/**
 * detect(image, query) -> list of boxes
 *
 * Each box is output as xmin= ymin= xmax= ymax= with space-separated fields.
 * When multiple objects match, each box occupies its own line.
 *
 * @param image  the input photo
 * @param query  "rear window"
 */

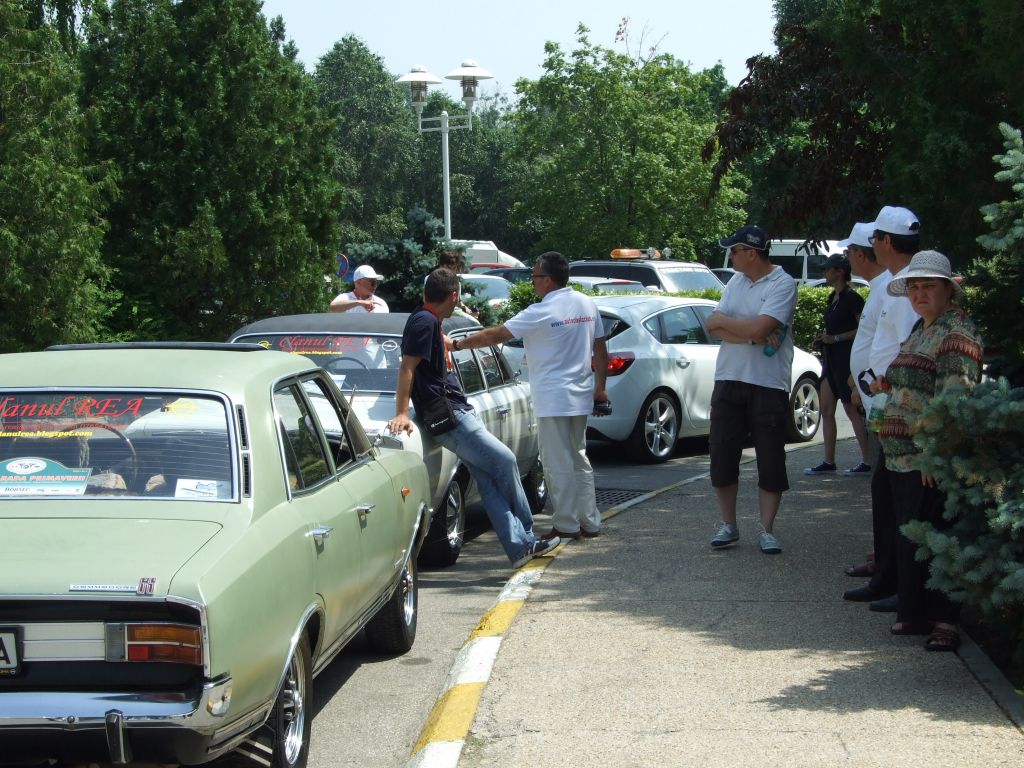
xmin=0 ymin=392 xmax=233 ymax=500
xmin=656 ymin=267 xmax=724 ymax=293
xmin=235 ymin=333 xmax=403 ymax=393
xmin=599 ymin=314 xmax=631 ymax=341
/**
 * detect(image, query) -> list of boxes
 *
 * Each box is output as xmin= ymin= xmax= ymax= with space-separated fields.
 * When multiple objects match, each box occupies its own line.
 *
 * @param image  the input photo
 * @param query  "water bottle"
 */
xmin=867 ymin=391 xmax=888 ymax=432
xmin=763 ymin=324 xmax=788 ymax=357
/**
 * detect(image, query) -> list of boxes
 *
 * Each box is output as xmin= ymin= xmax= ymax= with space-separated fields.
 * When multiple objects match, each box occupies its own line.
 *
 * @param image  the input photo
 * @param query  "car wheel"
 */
xmin=419 ymin=474 xmax=466 ymax=567
xmin=523 ymin=457 xmax=547 ymax=514
xmin=364 ymin=559 xmax=418 ymax=654
xmin=788 ymin=375 xmax=821 ymax=442
xmin=269 ymin=633 xmax=312 ymax=768
xmin=627 ymin=390 xmax=680 ymax=463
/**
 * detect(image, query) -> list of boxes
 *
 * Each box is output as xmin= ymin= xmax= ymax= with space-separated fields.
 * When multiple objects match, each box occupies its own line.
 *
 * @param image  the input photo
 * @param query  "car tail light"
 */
xmin=109 ymin=623 xmax=203 ymax=665
xmin=605 ymin=352 xmax=636 ymax=376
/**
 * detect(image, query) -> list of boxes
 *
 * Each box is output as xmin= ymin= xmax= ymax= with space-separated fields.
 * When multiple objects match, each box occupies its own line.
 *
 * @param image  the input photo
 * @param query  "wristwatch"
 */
xmin=452 ymin=337 xmax=460 ymax=351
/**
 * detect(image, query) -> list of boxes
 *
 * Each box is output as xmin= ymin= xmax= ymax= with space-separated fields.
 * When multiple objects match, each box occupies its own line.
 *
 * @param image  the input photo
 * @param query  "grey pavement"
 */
xmin=458 ymin=438 xmax=1024 ymax=767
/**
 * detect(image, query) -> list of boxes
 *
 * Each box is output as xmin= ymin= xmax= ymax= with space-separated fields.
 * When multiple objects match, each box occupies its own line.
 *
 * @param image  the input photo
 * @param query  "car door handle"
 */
xmin=356 ymin=503 xmax=375 ymax=517
xmin=497 ymin=406 xmax=511 ymax=417
xmin=676 ymin=358 xmax=691 ymax=369
xmin=309 ymin=526 xmax=333 ymax=543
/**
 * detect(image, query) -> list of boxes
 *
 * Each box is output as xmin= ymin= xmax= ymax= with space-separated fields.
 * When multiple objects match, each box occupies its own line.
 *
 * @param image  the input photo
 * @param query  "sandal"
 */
xmin=924 ymin=625 xmax=961 ymax=652
xmin=845 ymin=561 xmax=875 ymax=577
xmin=890 ymin=621 xmax=932 ymax=636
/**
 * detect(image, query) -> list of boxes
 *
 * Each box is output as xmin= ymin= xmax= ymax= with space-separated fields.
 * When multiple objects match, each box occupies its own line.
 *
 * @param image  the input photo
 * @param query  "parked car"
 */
xmin=710 ymin=267 xmax=739 ymax=284
xmin=569 ymin=258 xmax=725 ymax=293
xmin=465 ymin=262 xmax=512 ymax=274
xmin=460 ymin=274 xmax=513 ymax=308
xmin=483 ymin=267 xmax=532 ymax=284
xmin=0 ymin=343 xmax=431 ymax=766
xmin=587 ymin=296 xmax=822 ymax=462
xmin=569 ymin=276 xmax=649 ymax=294
xmin=229 ymin=314 xmax=544 ymax=566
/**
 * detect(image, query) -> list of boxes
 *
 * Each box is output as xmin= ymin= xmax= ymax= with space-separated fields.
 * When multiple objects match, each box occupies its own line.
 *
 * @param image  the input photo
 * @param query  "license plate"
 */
xmin=0 ymin=628 xmax=21 ymax=677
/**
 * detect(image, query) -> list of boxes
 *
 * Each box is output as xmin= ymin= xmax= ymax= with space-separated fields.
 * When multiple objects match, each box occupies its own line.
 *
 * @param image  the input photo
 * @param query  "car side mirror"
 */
xmin=372 ymin=431 xmax=405 ymax=450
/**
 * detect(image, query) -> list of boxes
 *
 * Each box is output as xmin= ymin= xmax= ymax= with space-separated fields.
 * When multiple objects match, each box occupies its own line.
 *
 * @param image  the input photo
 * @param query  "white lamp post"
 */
xmin=396 ymin=60 xmax=493 ymax=241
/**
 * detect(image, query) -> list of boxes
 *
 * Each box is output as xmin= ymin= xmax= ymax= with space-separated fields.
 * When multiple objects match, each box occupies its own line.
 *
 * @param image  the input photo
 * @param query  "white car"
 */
xmin=229 ymin=313 xmax=545 ymax=566
xmin=588 ymin=295 xmax=822 ymax=462
xmin=460 ymin=274 xmax=513 ymax=308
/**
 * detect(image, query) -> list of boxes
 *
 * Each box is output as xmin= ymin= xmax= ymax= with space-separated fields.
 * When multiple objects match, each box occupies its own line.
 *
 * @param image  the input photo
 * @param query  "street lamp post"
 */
xmin=396 ymin=61 xmax=493 ymax=241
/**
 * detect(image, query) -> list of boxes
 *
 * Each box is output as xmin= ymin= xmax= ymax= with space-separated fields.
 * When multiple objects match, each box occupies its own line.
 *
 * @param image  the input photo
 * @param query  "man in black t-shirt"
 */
xmin=387 ymin=269 xmax=559 ymax=568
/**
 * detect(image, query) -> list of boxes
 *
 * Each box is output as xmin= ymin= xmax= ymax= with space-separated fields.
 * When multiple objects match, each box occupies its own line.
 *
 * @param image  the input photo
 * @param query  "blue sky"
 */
xmin=259 ymin=0 xmax=778 ymax=101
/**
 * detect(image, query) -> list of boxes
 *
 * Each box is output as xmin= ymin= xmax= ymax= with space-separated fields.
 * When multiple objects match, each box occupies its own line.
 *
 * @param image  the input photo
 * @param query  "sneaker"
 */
xmin=758 ymin=530 xmax=782 ymax=554
xmin=842 ymin=462 xmax=872 ymax=476
xmin=803 ymin=461 xmax=837 ymax=475
xmin=512 ymin=537 xmax=561 ymax=569
xmin=710 ymin=522 xmax=740 ymax=549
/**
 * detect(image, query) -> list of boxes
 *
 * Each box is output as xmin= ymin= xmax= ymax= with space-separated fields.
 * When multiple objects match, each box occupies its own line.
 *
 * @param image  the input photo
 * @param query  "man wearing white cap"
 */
xmin=843 ymin=206 xmax=920 ymax=610
xmin=330 ymin=264 xmax=390 ymax=313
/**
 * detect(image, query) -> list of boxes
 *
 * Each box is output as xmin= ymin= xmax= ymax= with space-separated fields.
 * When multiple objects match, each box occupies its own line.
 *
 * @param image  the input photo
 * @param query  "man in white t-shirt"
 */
xmin=705 ymin=225 xmax=798 ymax=555
xmin=842 ymin=205 xmax=921 ymax=610
xmin=330 ymin=264 xmax=390 ymax=313
xmin=449 ymin=252 xmax=609 ymax=539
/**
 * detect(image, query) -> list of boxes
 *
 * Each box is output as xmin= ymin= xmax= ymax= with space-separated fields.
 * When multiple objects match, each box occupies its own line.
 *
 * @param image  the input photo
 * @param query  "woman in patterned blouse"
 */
xmin=873 ymin=251 xmax=983 ymax=652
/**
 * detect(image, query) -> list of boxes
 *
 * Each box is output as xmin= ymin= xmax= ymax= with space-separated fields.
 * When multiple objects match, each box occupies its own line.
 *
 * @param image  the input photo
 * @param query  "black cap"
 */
xmin=719 ymin=225 xmax=769 ymax=251
xmin=822 ymin=255 xmax=850 ymax=271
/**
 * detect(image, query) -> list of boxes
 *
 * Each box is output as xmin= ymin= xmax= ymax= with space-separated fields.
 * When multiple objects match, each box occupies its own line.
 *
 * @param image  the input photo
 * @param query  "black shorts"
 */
xmin=709 ymin=380 xmax=790 ymax=493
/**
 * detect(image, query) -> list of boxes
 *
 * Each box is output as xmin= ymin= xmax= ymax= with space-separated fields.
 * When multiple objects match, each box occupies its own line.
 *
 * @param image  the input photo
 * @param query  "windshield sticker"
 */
xmin=0 ymin=458 xmax=91 ymax=496
xmin=257 ymin=335 xmax=373 ymax=355
xmin=0 ymin=396 xmax=144 ymax=420
xmin=175 ymin=478 xmax=229 ymax=499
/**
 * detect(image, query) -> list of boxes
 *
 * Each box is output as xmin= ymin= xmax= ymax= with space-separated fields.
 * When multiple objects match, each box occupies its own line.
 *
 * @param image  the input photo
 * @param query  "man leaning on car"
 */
xmin=704 ymin=225 xmax=798 ymax=555
xmin=387 ymin=268 xmax=559 ymax=569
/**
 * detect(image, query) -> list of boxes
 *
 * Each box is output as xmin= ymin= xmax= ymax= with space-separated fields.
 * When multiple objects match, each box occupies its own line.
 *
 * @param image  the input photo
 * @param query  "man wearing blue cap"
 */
xmin=705 ymin=225 xmax=798 ymax=555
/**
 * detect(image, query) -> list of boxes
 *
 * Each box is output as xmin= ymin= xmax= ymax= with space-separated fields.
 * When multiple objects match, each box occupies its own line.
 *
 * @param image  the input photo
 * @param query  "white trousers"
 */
xmin=537 ymin=415 xmax=600 ymax=534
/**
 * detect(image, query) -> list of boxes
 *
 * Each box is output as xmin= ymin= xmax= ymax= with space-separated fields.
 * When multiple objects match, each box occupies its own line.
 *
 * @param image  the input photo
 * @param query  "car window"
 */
xmin=656 ymin=267 xmax=724 ymax=293
xmin=692 ymin=305 xmax=722 ymax=346
xmin=235 ymin=332 xmax=402 ymax=394
xmin=300 ymin=377 xmax=356 ymax=469
xmin=627 ymin=266 xmax=659 ymax=287
xmin=599 ymin=314 xmax=631 ymax=340
xmin=452 ymin=347 xmax=485 ymax=394
xmin=656 ymin=307 xmax=709 ymax=344
xmin=569 ymin=264 xmax=612 ymax=278
xmin=273 ymin=384 xmax=331 ymax=492
xmin=477 ymin=347 xmax=506 ymax=388
xmin=0 ymin=391 xmax=233 ymax=500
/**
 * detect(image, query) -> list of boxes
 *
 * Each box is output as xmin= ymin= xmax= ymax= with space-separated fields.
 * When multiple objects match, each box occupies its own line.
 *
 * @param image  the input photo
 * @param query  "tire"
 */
xmin=418 ymin=474 xmax=466 ymax=567
xmin=364 ymin=559 xmax=418 ymax=654
xmin=269 ymin=634 xmax=312 ymax=768
xmin=626 ymin=390 xmax=680 ymax=463
xmin=788 ymin=375 xmax=821 ymax=442
xmin=523 ymin=456 xmax=547 ymax=514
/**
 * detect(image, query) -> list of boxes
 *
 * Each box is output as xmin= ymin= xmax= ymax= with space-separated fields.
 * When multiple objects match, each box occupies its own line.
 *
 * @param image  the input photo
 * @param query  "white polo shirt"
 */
xmin=868 ymin=265 xmax=919 ymax=377
xmin=714 ymin=265 xmax=797 ymax=392
xmin=332 ymin=291 xmax=389 ymax=313
xmin=503 ymin=287 xmax=602 ymax=417
xmin=849 ymin=270 xmax=893 ymax=412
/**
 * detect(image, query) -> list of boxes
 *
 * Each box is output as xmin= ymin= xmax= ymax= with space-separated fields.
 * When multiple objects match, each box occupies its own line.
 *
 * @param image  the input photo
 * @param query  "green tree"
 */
xmin=510 ymin=25 xmax=745 ymax=261
xmin=0 ymin=0 xmax=113 ymax=351
xmin=314 ymin=35 xmax=418 ymax=245
xmin=80 ymin=0 xmax=341 ymax=340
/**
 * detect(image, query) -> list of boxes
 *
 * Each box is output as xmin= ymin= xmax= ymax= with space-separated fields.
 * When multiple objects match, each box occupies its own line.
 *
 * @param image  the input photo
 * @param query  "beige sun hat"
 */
xmin=887 ymin=250 xmax=963 ymax=298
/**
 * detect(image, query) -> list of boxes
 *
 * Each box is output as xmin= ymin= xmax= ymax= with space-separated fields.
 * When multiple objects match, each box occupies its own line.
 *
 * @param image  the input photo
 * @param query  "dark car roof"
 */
xmin=228 ymin=312 xmax=481 ymax=340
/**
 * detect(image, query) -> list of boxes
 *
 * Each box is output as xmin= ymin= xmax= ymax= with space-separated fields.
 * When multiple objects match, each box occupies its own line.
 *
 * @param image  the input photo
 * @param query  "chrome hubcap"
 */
xmin=400 ymin=564 xmax=415 ymax=626
xmin=444 ymin=481 xmax=464 ymax=548
xmin=644 ymin=398 xmax=678 ymax=457
xmin=792 ymin=382 xmax=821 ymax=438
xmin=280 ymin=648 xmax=307 ymax=764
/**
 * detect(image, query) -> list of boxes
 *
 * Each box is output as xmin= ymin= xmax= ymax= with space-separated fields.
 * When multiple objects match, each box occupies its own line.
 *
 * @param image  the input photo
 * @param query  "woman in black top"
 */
xmin=804 ymin=255 xmax=871 ymax=475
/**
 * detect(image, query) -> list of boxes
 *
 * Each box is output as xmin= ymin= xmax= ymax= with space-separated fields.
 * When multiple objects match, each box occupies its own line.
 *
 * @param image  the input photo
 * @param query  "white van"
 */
xmin=452 ymin=239 xmax=525 ymax=268
xmin=723 ymin=238 xmax=842 ymax=284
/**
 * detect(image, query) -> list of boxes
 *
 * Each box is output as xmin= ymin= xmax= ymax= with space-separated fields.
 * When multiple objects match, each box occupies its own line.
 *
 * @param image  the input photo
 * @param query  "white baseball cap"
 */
xmin=837 ymin=222 xmax=874 ymax=249
xmin=353 ymin=264 xmax=385 ymax=282
xmin=870 ymin=206 xmax=920 ymax=236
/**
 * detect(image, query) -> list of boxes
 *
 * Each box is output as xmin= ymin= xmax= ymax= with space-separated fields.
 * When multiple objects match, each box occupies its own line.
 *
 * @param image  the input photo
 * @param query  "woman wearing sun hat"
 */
xmin=875 ymin=250 xmax=983 ymax=652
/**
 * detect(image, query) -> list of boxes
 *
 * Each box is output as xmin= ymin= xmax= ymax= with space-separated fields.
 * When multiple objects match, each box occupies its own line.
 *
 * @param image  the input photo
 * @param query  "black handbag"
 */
xmin=420 ymin=385 xmax=457 ymax=436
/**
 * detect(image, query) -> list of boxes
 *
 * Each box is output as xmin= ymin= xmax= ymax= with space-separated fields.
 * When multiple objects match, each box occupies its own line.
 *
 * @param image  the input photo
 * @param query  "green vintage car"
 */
xmin=0 ymin=343 xmax=431 ymax=766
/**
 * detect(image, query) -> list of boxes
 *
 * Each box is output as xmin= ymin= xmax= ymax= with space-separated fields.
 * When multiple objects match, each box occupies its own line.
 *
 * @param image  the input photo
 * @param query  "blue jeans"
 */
xmin=433 ymin=409 xmax=535 ymax=562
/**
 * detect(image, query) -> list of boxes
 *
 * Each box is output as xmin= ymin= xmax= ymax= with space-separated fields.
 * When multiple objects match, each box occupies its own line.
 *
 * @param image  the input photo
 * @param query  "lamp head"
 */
xmin=445 ymin=59 xmax=493 ymax=110
xmin=396 ymin=65 xmax=443 ymax=116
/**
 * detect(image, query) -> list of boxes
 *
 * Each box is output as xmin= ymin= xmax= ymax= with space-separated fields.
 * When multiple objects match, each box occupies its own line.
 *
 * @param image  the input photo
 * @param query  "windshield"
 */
xmin=0 ymin=391 xmax=233 ymax=500
xmin=462 ymin=278 xmax=511 ymax=300
xmin=658 ymin=267 xmax=725 ymax=293
xmin=240 ymin=333 xmax=403 ymax=393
